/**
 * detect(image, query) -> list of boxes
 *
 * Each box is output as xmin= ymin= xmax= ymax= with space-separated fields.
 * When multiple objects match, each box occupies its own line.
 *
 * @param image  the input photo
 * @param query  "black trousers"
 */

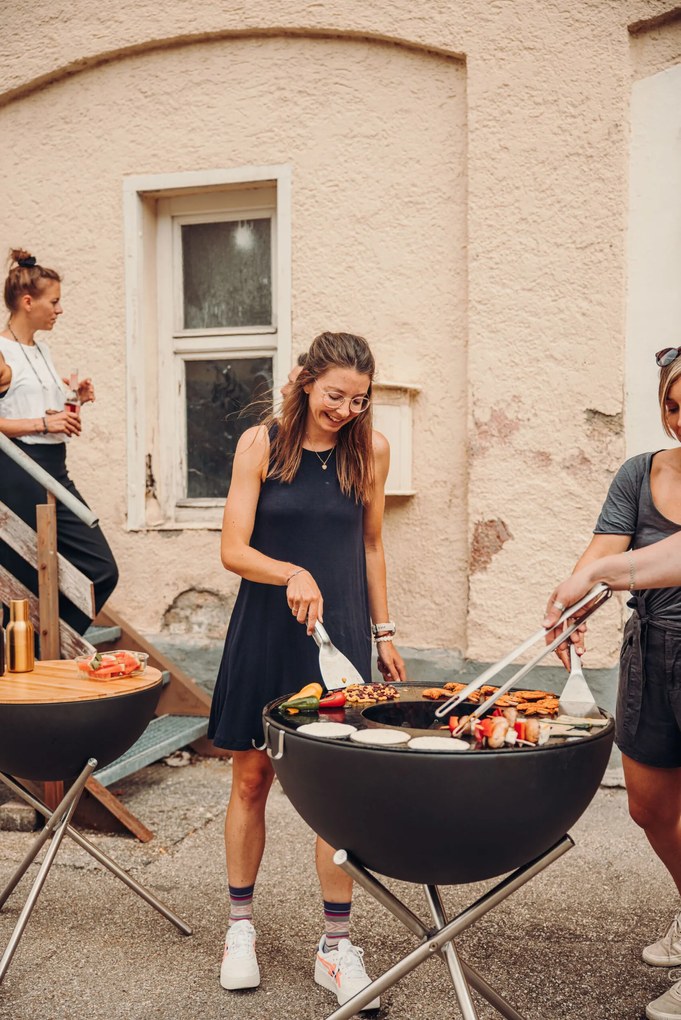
xmin=0 ymin=440 xmax=119 ymax=635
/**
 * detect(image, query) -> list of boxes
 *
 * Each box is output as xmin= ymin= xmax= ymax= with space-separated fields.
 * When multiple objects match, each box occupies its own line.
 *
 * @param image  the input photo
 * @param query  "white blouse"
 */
xmin=0 ymin=335 xmax=67 ymax=445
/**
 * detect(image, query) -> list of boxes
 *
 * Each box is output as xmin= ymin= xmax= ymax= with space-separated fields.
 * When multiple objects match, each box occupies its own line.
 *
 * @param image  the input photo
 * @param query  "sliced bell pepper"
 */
xmin=319 ymin=691 xmax=346 ymax=709
xmin=473 ymin=717 xmax=497 ymax=743
xmin=279 ymin=695 xmax=321 ymax=714
xmin=292 ymin=683 xmax=323 ymax=701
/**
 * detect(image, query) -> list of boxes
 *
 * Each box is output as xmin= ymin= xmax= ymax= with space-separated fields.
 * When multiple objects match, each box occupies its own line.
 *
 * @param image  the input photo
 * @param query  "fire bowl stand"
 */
xmin=0 ymin=760 xmax=192 ymax=983
xmin=325 ymin=836 xmax=574 ymax=1020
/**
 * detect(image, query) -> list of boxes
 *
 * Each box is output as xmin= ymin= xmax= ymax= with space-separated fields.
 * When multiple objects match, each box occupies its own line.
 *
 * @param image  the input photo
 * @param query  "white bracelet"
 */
xmin=371 ymin=621 xmax=396 ymax=636
xmin=374 ymin=634 xmax=394 ymax=644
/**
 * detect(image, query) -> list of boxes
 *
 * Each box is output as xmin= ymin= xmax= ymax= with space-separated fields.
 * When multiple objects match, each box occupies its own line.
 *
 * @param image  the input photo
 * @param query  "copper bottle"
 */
xmin=7 ymin=599 xmax=34 ymax=672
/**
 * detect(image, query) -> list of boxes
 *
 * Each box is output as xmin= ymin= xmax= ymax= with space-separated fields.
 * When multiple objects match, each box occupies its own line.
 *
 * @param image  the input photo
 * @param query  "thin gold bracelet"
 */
xmin=627 ymin=549 xmax=636 ymax=591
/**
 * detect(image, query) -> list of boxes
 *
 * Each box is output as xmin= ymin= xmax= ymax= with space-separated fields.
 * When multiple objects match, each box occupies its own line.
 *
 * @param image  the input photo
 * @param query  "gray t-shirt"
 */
xmin=595 ymin=451 xmax=681 ymax=620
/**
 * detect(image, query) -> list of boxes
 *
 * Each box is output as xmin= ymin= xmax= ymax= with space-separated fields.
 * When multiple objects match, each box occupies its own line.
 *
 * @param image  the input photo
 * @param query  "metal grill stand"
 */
xmin=0 ymin=760 xmax=192 ymax=982
xmin=324 ymin=836 xmax=574 ymax=1020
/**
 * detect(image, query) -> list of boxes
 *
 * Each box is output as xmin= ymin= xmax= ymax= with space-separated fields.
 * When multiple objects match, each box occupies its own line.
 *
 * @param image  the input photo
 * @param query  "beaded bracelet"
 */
xmin=374 ymin=634 xmax=395 ymax=644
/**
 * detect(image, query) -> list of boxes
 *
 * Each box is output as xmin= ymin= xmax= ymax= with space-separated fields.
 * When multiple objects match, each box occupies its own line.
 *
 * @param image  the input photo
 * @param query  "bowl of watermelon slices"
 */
xmin=75 ymin=650 xmax=148 ymax=681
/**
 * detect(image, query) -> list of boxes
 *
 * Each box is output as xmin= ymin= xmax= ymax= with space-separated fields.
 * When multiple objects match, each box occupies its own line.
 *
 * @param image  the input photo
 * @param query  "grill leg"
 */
xmin=328 ymin=842 xmax=573 ymax=1019
xmin=461 ymin=959 xmax=527 ymax=1020
xmin=0 ymin=760 xmax=96 ymax=982
xmin=0 ymin=771 xmax=192 ymax=937
xmin=424 ymin=886 xmax=479 ymax=1020
xmin=426 ymin=884 xmax=527 ymax=1020
xmin=0 ymin=765 xmax=94 ymax=910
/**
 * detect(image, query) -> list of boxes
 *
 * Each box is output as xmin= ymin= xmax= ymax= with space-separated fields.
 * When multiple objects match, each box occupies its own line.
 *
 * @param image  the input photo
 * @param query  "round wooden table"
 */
xmin=0 ymin=658 xmax=163 ymax=703
xmin=0 ymin=660 xmax=191 ymax=983
xmin=0 ymin=660 xmax=163 ymax=781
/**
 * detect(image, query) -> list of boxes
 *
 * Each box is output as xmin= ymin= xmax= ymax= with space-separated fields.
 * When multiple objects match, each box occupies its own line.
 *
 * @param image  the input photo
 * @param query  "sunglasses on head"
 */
xmin=656 ymin=348 xmax=681 ymax=367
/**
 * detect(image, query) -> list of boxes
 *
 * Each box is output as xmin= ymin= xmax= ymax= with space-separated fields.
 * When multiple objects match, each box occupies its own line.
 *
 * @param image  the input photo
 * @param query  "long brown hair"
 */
xmin=4 ymin=249 xmax=61 ymax=313
xmin=268 ymin=331 xmax=375 ymax=504
xmin=659 ymin=355 xmax=681 ymax=439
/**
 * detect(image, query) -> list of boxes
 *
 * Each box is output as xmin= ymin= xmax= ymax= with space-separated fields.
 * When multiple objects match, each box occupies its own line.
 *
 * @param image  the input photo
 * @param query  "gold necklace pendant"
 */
xmin=306 ymin=435 xmax=335 ymax=470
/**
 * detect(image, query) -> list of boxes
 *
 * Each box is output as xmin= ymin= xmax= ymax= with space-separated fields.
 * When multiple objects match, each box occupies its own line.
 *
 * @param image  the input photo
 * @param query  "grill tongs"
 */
xmin=434 ymin=583 xmax=612 ymax=732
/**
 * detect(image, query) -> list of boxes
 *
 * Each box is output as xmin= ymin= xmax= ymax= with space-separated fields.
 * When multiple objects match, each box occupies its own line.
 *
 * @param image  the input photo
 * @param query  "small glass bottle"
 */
xmin=7 ymin=599 xmax=34 ymax=672
xmin=64 ymin=370 xmax=80 ymax=414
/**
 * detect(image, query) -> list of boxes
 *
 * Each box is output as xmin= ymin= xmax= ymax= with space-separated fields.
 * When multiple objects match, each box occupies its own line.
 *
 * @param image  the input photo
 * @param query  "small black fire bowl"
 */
xmin=0 ymin=685 xmax=162 ymax=781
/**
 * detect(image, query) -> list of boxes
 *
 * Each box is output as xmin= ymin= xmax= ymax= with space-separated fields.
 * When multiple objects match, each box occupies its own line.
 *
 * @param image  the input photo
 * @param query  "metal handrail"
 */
xmin=0 ymin=433 xmax=98 ymax=528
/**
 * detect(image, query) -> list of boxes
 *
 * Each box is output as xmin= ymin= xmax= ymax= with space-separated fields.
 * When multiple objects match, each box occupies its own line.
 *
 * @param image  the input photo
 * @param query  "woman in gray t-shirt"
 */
xmin=558 ymin=348 xmax=681 ymax=1020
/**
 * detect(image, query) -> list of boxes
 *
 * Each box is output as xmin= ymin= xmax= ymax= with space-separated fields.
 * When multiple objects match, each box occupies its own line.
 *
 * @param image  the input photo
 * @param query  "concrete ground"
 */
xmin=0 ymin=751 xmax=677 ymax=1020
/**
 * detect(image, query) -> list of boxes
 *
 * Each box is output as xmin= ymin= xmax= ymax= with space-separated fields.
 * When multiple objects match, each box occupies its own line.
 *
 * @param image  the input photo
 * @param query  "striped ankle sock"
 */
xmin=228 ymin=883 xmax=254 ymax=925
xmin=323 ymin=900 xmax=352 ymax=951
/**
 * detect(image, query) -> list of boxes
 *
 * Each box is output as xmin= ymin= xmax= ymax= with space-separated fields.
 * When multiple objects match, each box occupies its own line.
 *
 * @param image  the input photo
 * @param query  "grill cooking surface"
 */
xmin=271 ymin=682 xmax=609 ymax=752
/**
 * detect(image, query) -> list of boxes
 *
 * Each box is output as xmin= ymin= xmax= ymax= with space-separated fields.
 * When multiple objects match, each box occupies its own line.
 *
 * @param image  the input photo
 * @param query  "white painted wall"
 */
xmin=627 ymin=64 xmax=681 ymax=457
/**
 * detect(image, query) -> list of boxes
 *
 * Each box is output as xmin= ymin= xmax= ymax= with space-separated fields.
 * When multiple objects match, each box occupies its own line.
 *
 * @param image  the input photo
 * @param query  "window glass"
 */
xmin=181 ymin=220 xmax=272 ymax=329
xmin=184 ymin=357 xmax=272 ymax=498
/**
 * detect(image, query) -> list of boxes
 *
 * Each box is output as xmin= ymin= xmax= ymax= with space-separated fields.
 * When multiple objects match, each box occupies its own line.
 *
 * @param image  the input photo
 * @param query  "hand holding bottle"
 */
xmin=44 ymin=409 xmax=82 ymax=436
xmin=62 ymin=371 xmax=95 ymax=412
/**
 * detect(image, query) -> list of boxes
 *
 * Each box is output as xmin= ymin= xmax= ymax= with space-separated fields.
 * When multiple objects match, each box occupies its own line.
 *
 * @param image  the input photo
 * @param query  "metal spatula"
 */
xmin=559 ymin=646 xmax=600 ymax=718
xmin=312 ymin=621 xmax=363 ymax=691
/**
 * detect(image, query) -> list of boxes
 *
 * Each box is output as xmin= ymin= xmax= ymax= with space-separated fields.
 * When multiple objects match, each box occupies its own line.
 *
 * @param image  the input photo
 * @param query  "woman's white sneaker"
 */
xmin=315 ymin=936 xmax=380 ymax=1010
xmin=647 ymin=978 xmax=681 ymax=1020
xmin=644 ymin=913 xmax=681 ymax=967
xmin=220 ymin=919 xmax=260 ymax=990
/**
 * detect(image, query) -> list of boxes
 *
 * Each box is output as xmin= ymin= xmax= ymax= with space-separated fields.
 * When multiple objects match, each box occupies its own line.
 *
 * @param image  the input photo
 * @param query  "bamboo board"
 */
xmin=0 ymin=660 xmax=162 ymax=705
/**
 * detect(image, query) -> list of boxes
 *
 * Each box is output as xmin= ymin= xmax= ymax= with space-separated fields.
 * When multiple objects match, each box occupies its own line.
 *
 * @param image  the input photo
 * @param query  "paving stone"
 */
xmin=0 ymin=801 xmax=36 ymax=833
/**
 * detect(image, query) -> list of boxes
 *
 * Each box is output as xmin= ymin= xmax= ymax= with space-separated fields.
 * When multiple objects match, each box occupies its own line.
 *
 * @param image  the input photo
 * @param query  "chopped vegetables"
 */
xmin=77 ymin=650 xmax=145 ymax=680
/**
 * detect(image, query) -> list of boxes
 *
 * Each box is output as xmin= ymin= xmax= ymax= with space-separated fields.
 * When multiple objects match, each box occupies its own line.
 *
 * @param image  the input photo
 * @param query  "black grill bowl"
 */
xmin=0 ymin=685 xmax=162 ymax=781
xmin=264 ymin=701 xmax=614 ymax=885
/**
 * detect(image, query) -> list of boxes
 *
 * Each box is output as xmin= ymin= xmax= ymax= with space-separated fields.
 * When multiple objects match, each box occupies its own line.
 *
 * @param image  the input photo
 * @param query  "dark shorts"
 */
xmin=616 ymin=614 xmax=681 ymax=768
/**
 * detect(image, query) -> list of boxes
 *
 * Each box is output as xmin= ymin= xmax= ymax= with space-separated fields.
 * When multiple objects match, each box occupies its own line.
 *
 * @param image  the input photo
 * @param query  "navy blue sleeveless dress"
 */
xmin=208 ymin=445 xmax=372 ymax=751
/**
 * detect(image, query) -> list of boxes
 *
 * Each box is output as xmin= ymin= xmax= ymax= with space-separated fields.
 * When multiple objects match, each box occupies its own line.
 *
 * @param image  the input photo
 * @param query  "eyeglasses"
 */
xmin=314 ymin=381 xmax=371 ymax=414
xmin=656 ymin=348 xmax=681 ymax=367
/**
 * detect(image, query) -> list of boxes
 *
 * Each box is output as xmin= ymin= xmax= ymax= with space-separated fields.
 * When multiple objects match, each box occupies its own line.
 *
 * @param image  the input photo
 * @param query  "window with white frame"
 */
xmin=124 ymin=168 xmax=291 ymax=530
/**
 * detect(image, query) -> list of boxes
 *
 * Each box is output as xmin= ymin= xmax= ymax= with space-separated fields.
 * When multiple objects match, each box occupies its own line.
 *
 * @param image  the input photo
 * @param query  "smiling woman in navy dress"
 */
xmin=209 ymin=330 xmax=405 ymax=1007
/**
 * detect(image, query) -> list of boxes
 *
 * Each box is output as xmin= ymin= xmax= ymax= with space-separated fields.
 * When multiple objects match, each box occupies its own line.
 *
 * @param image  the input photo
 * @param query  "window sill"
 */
xmin=127 ymin=519 xmax=223 ymax=532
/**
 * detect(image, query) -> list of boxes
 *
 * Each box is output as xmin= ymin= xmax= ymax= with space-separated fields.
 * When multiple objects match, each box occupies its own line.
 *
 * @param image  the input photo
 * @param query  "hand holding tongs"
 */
xmin=434 ymin=583 xmax=612 ymax=727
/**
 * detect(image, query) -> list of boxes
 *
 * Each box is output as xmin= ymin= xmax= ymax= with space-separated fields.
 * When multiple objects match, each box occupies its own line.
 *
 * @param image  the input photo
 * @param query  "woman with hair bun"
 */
xmin=210 ymin=330 xmax=405 ymax=1006
xmin=0 ymin=248 xmax=118 ymax=635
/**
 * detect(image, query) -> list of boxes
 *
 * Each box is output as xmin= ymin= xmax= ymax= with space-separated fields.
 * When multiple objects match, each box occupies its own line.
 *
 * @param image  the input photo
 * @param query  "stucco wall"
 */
xmin=0 ymin=31 xmax=468 ymax=647
xmin=1 ymin=1 xmax=679 ymax=666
